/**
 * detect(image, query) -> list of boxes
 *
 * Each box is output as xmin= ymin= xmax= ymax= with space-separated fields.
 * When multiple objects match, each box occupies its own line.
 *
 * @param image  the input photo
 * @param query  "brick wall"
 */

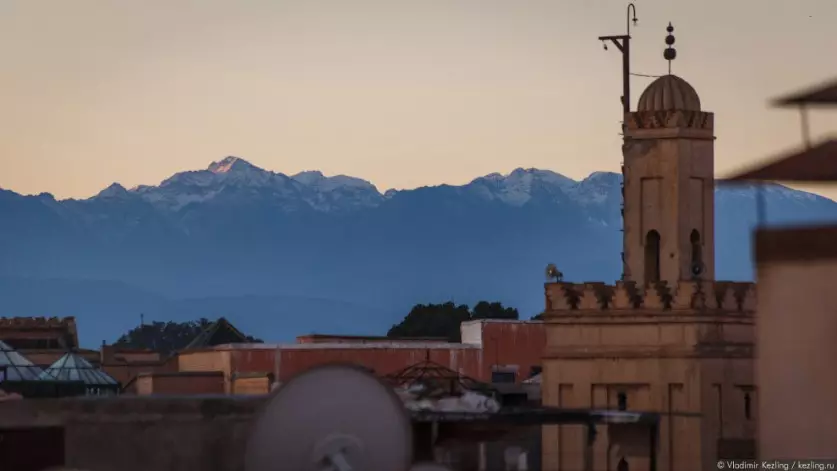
xmin=232 ymin=376 xmax=271 ymax=395
xmin=127 ymin=372 xmax=225 ymax=395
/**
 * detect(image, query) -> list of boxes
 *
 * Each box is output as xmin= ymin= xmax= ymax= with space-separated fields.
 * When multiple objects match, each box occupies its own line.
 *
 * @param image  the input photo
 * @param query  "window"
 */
xmin=744 ymin=393 xmax=752 ymax=420
xmin=690 ymin=229 xmax=703 ymax=275
xmin=644 ymin=230 xmax=661 ymax=283
xmin=617 ymin=391 xmax=628 ymax=411
xmin=492 ymin=371 xmax=516 ymax=384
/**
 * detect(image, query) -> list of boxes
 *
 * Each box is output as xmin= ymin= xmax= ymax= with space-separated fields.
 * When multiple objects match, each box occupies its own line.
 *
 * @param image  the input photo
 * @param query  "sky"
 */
xmin=1 ymin=0 xmax=836 ymax=200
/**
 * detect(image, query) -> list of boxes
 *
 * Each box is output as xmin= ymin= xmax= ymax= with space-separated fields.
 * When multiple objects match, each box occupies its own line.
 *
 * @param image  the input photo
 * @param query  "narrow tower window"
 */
xmin=744 ymin=392 xmax=752 ymax=420
xmin=617 ymin=391 xmax=628 ymax=411
xmin=690 ymin=229 xmax=702 ymax=267
xmin=644 ymin=230 xmax=661 ymax=283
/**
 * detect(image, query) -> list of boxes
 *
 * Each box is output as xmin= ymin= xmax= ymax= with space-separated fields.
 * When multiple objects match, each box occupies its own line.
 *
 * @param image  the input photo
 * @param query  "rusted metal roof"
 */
xmin=773 ymin=78 xmax=837 ymax=106
xmin=384 ymin=359 xmax=496 ymax=397
xmin=724 ymin=139 xmax=837 ymax=183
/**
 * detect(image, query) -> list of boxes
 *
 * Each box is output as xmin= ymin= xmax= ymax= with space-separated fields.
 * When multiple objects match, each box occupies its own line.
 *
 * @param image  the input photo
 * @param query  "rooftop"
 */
xmin=0 ymin=316 xmax=76 ymax=328
xmin=182 ymin=317 xmax=251 ymax=350
xmin=39 ymin=352 xmax=119 ymax=386
xmin=725 ymin=139 xmax=837 ymax=183
xmin=773 ymin=78 xmax=837 ymax=107
xmin=204 ymin=342 xmax=480 ymax=351
xmin=0 ymin=340 xmax=46 ymax=382
xmin=296 ymin=333 xmax=449 ymax=343
xmin=460 ymin=318 xmax=544 ymax=325
xmin=637 ymin=74 xmax=701 ymax=112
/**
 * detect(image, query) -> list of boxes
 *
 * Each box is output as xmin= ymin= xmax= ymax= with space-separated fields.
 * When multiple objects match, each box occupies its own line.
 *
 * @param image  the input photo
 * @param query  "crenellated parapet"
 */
xmin=544 ymin=280 xmax=756 ymax=315
xmin=0 ymin=316 xmax=79 ymax=349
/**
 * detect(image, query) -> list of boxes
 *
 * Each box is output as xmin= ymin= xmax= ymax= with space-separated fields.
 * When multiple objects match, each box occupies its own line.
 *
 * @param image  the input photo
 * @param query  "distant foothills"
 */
xmin=2 ymin=156 xmax=836 ymax=346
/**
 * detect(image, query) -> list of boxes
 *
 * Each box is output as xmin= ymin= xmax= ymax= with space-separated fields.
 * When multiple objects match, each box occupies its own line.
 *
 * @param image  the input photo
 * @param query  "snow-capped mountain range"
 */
xmin=91 ymin=156 xmax=615 ymax=213
xmin=1 ymin=156 xmax=835 ymax=346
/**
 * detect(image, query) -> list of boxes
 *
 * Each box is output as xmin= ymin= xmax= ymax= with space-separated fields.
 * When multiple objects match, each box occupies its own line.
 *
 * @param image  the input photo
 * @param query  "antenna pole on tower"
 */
xmin=597 ymin=3 xmax=638 ymax=115
xmin=598 ymin=4 xmax=638 ymax=282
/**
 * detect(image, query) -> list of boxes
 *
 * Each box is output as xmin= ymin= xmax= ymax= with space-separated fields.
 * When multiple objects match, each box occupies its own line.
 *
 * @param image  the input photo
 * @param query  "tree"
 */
xmin=531 ymin=313 xmax=545 ymax=320
xmin=387 ymin=301 xmax=519 ymax=342
xmin=472 ymin=301 xmax=518 ymax=320
xmin=114 ymin=318 xmax=262 ymax=354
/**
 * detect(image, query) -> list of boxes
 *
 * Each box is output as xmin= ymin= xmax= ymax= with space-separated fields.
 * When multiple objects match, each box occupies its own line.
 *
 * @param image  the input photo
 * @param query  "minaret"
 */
xmin=621 ymin=23 xmax=716 ymax=285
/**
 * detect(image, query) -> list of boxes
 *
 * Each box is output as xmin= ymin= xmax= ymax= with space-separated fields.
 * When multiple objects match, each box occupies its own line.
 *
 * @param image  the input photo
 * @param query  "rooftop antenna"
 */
xmin=664 ymin=23 xmax=677 ymax=75
xmin=598 ymin=2 xmax=639 ymax=115
xmin=598 ymin=3 xmax=638 ymax=282
xmin=140 ymin=313 xmax=145 ymax=326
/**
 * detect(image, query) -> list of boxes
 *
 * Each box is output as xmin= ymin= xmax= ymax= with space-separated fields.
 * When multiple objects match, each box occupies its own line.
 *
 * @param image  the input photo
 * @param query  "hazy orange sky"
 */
xmin=1 ymin=0 xmax=836 ymax=200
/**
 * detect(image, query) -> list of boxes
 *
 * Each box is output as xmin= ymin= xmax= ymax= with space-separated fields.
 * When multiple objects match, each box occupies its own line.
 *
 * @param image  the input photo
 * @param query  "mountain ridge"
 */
xmin=2 ymin=157 xmax=836 ymax=346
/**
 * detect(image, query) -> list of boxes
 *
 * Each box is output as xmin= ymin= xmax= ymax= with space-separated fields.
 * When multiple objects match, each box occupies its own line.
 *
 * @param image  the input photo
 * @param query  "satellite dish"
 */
xmin=690 ymin=261 xmax=705 ymax=279
xmin=545 ymin=263 xmax=563 ymax=282
xmin=410 ymin=464 xmax=457 ymax=471
xmin=245 ymin=364 xmax=413 ymax=471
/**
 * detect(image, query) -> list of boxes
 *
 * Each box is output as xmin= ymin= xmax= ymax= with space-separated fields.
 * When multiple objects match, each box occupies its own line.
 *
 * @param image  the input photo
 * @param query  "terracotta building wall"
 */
xmin=22 ymin=349 xmax=99 ymax=369
xmin=463 ymin=320 xmax=546 ymax=383
xmin=228 ymin=348 xmax=276 ymax=377
xmin=103 ymin=356 xmax=178 ymax=387
xmin=274 ymin=345 xmax=483 ymax=382
xmin=128 ymin=372 xmax=226 ymax=395
xmin=232 ymin=376 xmax=272 ymax=395
xmin=101 ymin=346 xmax=162 ymax=364
xmin=755 ymin=227 xmax=837 ymax=460
xmin=178 ymin=350 xmax=234 ymax=393
xmin=204 ymin=344 xmax=485 ymax=385
xmin=541 ymin=281 xmax=755 ymax=471
xmin=0 ymin=316 xmax=79 ymax=349
xmin=296 ymin=334 xmax=448 ymax=344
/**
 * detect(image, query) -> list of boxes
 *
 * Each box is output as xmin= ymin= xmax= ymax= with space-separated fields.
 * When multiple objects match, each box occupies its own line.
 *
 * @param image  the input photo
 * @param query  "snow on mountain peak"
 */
xmin=292 ymin=170 xmax=378 ymax=193
xmin=207 ymin=156 xmax=259 ymax=174
xmin=291 ymin=170 xmax=326 ymax=185
xmin=96 ymin=183 xmax=129 ymax=199
xmin=468 ymin=168 xmax=577 ymax=206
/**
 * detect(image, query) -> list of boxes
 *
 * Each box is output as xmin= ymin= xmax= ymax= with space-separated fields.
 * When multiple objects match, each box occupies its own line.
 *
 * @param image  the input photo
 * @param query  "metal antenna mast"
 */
xmin=598 ymin=3 xmax=639 ymax=115
xmin=598 ymin=3 xmax=638 ymax=281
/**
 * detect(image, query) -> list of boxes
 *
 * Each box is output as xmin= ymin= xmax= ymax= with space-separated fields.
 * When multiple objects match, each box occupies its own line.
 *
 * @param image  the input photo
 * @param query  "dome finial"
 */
xmin=664 ymin=22 xmax=677 ymax=75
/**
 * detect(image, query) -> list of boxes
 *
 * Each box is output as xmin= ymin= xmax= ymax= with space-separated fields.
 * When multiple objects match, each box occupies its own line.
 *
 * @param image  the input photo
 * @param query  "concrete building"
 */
xmin=540 ymin=70 xmax=757 ymax=470
xmin=726 ymin=79 xmax=837 ymax=461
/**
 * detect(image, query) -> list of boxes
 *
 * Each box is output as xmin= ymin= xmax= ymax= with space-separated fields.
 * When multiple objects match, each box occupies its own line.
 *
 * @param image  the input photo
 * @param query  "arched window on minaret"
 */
xmin=644 ymin=230 xmax=661 ymax=283
xmin=690 ymin=229 xmax=703 ymax=270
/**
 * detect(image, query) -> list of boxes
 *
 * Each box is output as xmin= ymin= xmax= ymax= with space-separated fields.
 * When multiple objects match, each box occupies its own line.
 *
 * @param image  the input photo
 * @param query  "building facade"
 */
xmin=170 ymin=319 xmax=545 ymax=395
xmin=541 ymin=74 xmax=757 ymax=471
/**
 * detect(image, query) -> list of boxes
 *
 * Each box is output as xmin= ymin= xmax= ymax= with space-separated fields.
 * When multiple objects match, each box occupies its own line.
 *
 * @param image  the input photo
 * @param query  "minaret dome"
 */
xmin=636 ymin=74 xmax=701 ymax=112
